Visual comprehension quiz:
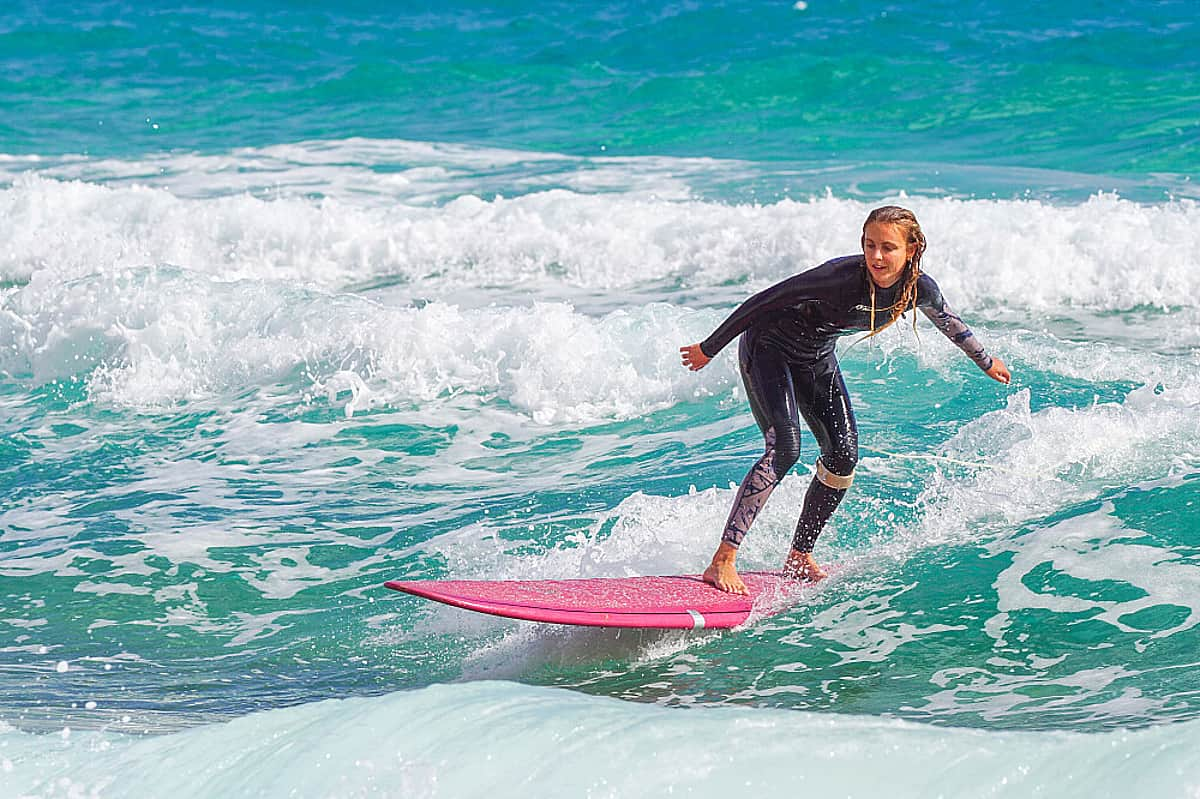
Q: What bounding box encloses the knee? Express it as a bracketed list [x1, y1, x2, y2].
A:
[818, 439, 858, 481]
[770, 425, 802, 477]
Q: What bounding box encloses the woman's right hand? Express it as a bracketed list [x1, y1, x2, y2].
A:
[680, 343, 710, 371]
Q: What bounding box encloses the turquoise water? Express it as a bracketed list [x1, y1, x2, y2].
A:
[3, 2, 1200, 795]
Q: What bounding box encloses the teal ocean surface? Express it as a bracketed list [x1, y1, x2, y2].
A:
[3, 2, 1200, 796]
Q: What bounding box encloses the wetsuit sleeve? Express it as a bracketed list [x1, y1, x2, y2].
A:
[699, 264, 848, 358]
[917, 276, 995, 372]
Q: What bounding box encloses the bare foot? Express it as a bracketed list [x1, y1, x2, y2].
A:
[782, 549, 828, 582]
[703, 541, 748, 594]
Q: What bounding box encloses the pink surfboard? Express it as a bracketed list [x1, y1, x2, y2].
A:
[384, 572, 803, 629]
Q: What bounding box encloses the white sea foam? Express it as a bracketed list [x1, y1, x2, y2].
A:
[0, 267, 734, 421]
[0, 138, 728, 204]
[0, 172, 841, 291]
[911, 385, 1200, 542]
[3, 141, 1199, 311]
[4, 258, 1196, 428]
[3, 681, 1198, 798]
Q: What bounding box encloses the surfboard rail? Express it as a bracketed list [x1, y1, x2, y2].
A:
[385, 572, 797, 629]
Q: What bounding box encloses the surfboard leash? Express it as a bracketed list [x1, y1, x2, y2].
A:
[858, 444, 1034, 477]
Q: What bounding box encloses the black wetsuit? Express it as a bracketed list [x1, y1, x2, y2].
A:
[700, 254, 993, 552]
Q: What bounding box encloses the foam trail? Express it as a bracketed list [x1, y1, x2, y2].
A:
[420, 379, 1200, 600]
[987, 503, 1200, 643]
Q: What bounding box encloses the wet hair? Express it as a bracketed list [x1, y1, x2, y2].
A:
[860, 205, 927, 340]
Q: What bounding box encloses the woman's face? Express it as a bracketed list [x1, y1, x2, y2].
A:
[861, 221, 915, 288]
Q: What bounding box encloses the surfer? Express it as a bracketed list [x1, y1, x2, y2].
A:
[680, 206, 1011, 594]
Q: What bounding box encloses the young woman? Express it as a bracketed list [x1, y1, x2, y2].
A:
[680, 206, 1011, 594]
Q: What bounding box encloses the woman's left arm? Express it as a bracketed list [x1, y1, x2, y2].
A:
[918, 278, 1011, 384]
[916, 273, 1012, 383]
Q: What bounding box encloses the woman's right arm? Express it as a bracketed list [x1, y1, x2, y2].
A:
[680, 259, 853, 370]
[679, 280, 795, 371]
[696, 267, 836, 359]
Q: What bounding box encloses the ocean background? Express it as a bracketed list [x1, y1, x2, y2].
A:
[3, 1, 1199, 795]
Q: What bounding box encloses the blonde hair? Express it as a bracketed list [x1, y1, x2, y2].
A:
[860, 205, 926, 341]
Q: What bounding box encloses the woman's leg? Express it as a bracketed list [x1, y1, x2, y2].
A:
[705, 341, 803, 593]
[786, 360, 858, 578]
[721, 342, 804, 546]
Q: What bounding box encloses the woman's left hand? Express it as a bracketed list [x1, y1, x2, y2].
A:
[986, 357, 1011, 385]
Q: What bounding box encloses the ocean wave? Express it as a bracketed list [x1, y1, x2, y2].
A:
[2, 143, 1198, 310]
[0, 268, 733, 421]
[908, 386, 1200, 545]
[0, 138, 732, 205]
[4, 681, 1198, 798]
[5, 263, 1196, 421]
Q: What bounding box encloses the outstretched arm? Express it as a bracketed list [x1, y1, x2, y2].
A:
[695, 277, 801, 359]
[920, 303, 1011, 384]
[692, 258, 855, 361]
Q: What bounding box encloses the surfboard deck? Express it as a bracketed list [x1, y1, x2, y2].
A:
[384, 572, 806, 629]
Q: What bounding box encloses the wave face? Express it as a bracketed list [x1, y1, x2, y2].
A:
[4, 1, 1200, 795]
[6, 682, 1200, 798]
